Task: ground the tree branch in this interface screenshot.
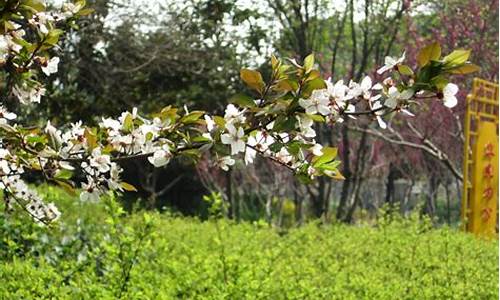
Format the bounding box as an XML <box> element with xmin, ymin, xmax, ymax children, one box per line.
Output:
<box><xmin>348</xmin><ymin>124</ymin><xmax>463</xmax><ymax>181</ymax></box>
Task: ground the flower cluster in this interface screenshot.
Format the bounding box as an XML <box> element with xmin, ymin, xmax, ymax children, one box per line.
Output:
<box><xmin>0</xmin><ymin>0</ymin><xmax>89</xmax><ymax>103</ymax></box>
<box><xmin>0</xmin><ymin>2</ymin><xmax>476</xmax><ymax>224</ymax></box>
<box><xmin>0</xmin><ymin>138</ymin><xmax>60</xmax><ymax>224</ymax></box>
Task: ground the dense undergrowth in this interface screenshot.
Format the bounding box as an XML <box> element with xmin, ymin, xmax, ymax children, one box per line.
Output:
<box><xmin>0</xmin><ymin>186</ymin><xmax>498</xmax><ymax>299</ymax></box>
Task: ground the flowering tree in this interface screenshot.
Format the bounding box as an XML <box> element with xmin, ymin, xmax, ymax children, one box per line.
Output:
<box><xmin>0</xmin><ymin>0</ymin><xmax>477</xmax><ymax>224</ymax></box>
<box><xmin>350</xmin><ymin>0</ymin><xmax>498</xmax><ymax>218</ymax></box>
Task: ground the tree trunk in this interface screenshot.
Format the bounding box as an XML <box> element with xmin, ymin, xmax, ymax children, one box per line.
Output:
<box><xmin>401</xmin><ymin>179</ymin><xmax>415</xmax><ymax>216</ymax></box>
<box><xmin>337</xmin><ymin>122</ymin><xmax>352</xmax><ymax>220</ymax></box>
<box><xmin>226</xmin><ymin>168</ymin><xmax>234</xmax><ymax>219</ymax></box>
<box><xmin>445</xmin><ymin>179</ymin><xmax>451</xmax><ymax>224</ymax></box>
<box><xmin>424</xmin><ymin>177</ymin><xmax>440</xmax><ymax>218</ymax></box>
<box><xmin>293</xmin><ymin>181</ymin><xmax>303</xmax><ymax>225</ymax></box>
<box><xmin>385</xmin><ymin>163</ymin><xmax>396</xmax><ymax>206</ymax></box>
<box><xmin>344</xmin><ymin>130</ymin><xmax>369</xmax><ymax>223</ymax></box>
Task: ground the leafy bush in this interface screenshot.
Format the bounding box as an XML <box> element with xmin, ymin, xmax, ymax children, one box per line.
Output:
<box><xmin>0</xmin><ymin>187</ymin><xmax>497</xmax><ymax>299</ymax></box>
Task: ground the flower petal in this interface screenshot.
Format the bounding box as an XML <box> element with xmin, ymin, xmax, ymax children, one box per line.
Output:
<box><xmin>444</xmin><ymin>95</ymin><xmax>458</xmax><ymax>108</ymax></box>
<box><xmin>444</xmin><ymin>83</ymin><xmax>458</xmax><ymax>97</ymax></box>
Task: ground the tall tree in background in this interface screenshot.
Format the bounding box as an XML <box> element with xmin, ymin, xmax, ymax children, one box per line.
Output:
<box><xmin>244</xmin><ymin>0</ymin><xmax>411</xmax><ymax>221</ymax></box>
<box><xmin>35</xmin><ymin>0</ymin><xmax>245</xmax><ymax>125</ymax></box>
<box><xmin>353</xmin><ymin>0</ymin><xmax>499</xmax><ymax>220</ymax></box>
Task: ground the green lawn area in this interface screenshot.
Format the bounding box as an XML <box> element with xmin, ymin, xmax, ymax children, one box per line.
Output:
<box><xmin>0</xmin><ymin>186</ymin><xmax>498</xmax><ymax>299</ymax></box>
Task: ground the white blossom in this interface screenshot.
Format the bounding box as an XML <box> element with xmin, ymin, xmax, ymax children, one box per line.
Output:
<box><xmin>299</xmin><ymin>90</ymin><xmax>330</xmax><ymax>115</ymax></box>
<box><xmin>224</xmin><ymin>104</ymin><xmax>246</xmax><ymax>124</ymax></box>
<box><xmin>276</xmin><ymin>147</ymin><xmax>293</xmax><ymax>164</ymax></box>
<box><xmin>107</xmin><ymin>163</ymin><xmax>123</xmax><ymax>190</ymax></box>
<box><xmin>442</xmin><ymin>83</ymin><xmax>459</xmax><ymax>108</ymax></box>
<box><xmin>29</xmin><ymin>12</ymin><xmax>55</xmax><ymax>34</ymax></box>
<box><xmin>327</xmin><ymin>79</ymin><xmax>350</xmax><ymax>105</ymax></box>
<box><xmin>62</xmin><ymin>2</ymin><xmax>83</xmax><ymax>18</ymax></box>
<box><xmin>101</xmin><ymin>118</ymin><xmax>122</xmax><ymax>131</ymax></box>
<box><xmin>221</xmin><ymin>123</ymin><xmax>245</xmax><ymax>155</ymax></box>
<box><xmin>245</xmin><ymin>131</ymin><xmax>273</xmax><ymax>164</ymax></box>
<box><xmin>13</xmin><ymin>85</ymin><xmax>45</xmax><ymax>103</ymax></box>
<box><xmin>372</xmin><ymin>101</ymin><xmax>387</xmax><ymax>129</ymax></box>
<box><xmin>89</xmin><ymin>148</ymin><xmax>112</xmax><ymax>173</ymax></box>
<box><xmin>385</xmin><ymin>87</ymin><xmax>414</xmax><ymax>109</ymax></box>
<box><xmin>0</xmin><ymin>36</ymin><xmax>9</xmax><ymax>59</ymax></box>
<box><xmin>44</xmin><ymin>202</ymin><xmax>61</xmax><ymax>221</ymax></box>
<box><xmin>41</xmin><ymin>56</ymin><xmax>59</xmax><ymax>76</ymax></box>
<box><xmin>80</xmin><ymin>181</ymin><xmax>100</xmax><ymax>202</ymax></box>
<box><xmin>26</xmin><ymin>200</ymin><xmax>45</xmax><ymax>220</ymax></box>
<box><xmin>0</xmin><ymin>106</ymin><xmax>16</xmax><ymax>124</ymax></box>
<box><xmin>217</xmin><ymin>156</ymin><xmax>235</xmax><ymax>171</ymax></box>
<box><xmin>377</xmin><ymin>52</ymin><xmax>406</xmax><ymax>74</ymax></box>
<box><xmin>204</xmin><ymin>115</ymin><xmax>216</xmax><ymax>131</ymax></box>
<box><xmin>310</xmin><ymin>143</ymin><xmax>323</xmax><ymax>156</ymax></box>
<box><xmin>348</xmin><ymin>76</ymin><xmax>382</xmax><ymax>100</ymax></box>
<box><xmin>244</xmin><ymin>147</ymin><xmax>257</xmax><ymax>165</ymax></box>
<box><xmin>297</xmin><ymin>115</ymin><xmax>316</xmax><ymax>138</ymax></box>
<box><xmin>147</xmin><ymin>145</ymin><xmax>172</xmax><ymax>167</ymax></box>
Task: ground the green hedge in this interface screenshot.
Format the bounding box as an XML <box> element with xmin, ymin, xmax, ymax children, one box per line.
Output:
<box><xmin>0</xmin><ymin>186</ymin><xmax>498</xmax><ymax>299</ymax></box>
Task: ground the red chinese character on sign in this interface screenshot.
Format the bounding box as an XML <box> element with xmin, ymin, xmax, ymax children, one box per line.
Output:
<box><xmin>483</xmin><ymin>187</ymin><xmax>494</xmax><ymax>200</ymax></box>
<box><xmin>484</xmin><ymin>163</ymin><xmax>494</xmax><ymax>179</ymax></box>
<box><xmin>482</xmin><ymin>207</ymin><xmax>492</xmax><ymax>222</ymax></box>
<box><xmin>484</xmin><ymin>142</ymin><xmax>495</xmax><ymax>159</ymax></box>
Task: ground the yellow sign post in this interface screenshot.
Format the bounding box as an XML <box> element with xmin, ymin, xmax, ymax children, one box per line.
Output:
<box><xmin>462</xmin><ymin>78</ymin><xmax>499</xmax><ymax>238</ymax></box>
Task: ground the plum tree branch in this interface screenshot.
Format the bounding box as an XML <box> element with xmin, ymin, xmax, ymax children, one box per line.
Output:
<box><xmin>348</xmin><ymin>124</ymin><xmax>463</xmax><ymax>181</ymax></box>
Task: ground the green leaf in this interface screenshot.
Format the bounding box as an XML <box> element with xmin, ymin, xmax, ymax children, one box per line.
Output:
<box><xmin>159</xmin><ymin>108</ymin><xmax>178</xmax><ymax>124</ymax></box>
<box><xmin>296</xmin><ymin>172</ymin><xmax>314</xmax><ymax>184</ymax></box>
<box><xmin>54</xmin><ymin>179</ymin><xmax>76</xmax><ymax>196</ymax></box>
<box><xmin>240</xmin><ymin>69</ymin><xmax>265</xmax><ymax>93</ymax></box>
<box><xmin>121</xmin><ymin>182</ymin><xmax>138</xmax><ymax>192</ymax></box>
<box><xmin>325</xmin><ymin>170</ymin><xmax>345</xmax><ymax>180</ymax></box>
<box><xmin>47</xmin><ymin>128</ymin><xmax>61</xmax><ymax>151</ymax></box>
<box><xmin>229</xmin><ymin>93</ymin><xmax>256</xmax><ymax>107</ymax></box>
<box><xmin>286</xmin><ymin>141</ymin><xmax>303</xmax><ymax>156</ymax></box>
<box><xmin>417</xmin><ymin>42</ymin><xmax>441</xmax><ymax>67</ymax></box>
<box><xmin>213</xmin><ymin>116</ymin><xmax>226</xmax><ymax>127</ymax></box>
<box><xmin>20</xmin><ymin>0</ymin><xmax>46</xmax><ymax>12</ymax></box>
<box><xmin>273</xmin><ymin>116</ymin><xmax>296</xmax><ymax>132</ymax></box>
<box><xmin>180</xmin><ymin>148</ymin><xmax>201</xmax><ymax>160</ymax></box>
<box><xmin>308</xmin><ymin>114</ymin><xmax>325</xmax><ymax>122</ymax></box>
<box><xmin>305</xmin><ymin>70</ymin><xmax>321</xmax><ymax>82</ymax></box>
<box><xmin>443</xmin><ymin>49</ymin><xmax>471</xmax><ymax>66</ymax></box>
<box><xmin>398</xmin><ymin>65</ymin><xmax>414</xmax><ymax>76</ymax></box>
<box><xmin>122</xmin><ymin>113</ymin><xmax>134</xmax><ymax>131</ymax></box>
<box><xmin>54</xmin><ymin>169</ymin><xmax>73</xmax><ymax>180</ymax></box>
<box><xmin>192</xmin><ymin>136</ymin><xmax>212</xmax><ymax>143</ymax></box>
<box><xmin>26</xmin><ymin>135</ymin><xmax>46</xmax><ymax>144</ymax></box>
<box><xmin>431</xmin><ymin>75</ymin><xmax>448</xmax><ymax>90</ymax></box>
<box><xmin>77</xmin><ymin>8</ymin><xmax>94</xmax><ymax>16</ymax></box>
<box><xmin>180</xmin><ymin>111</ymin><xmax>204</xmax><ymax>124</ymax></box>
<box><xmin>303</xmin><ymin>54</ymin><xmax>314</xmax><ymax>73</ymax></box>
<box><xmin>302</xmin><ymin>77</ymin><xmax>327</xmax><ymax>97</ymax></box>
<box><xmin>269</xmin><ymin>142</ymin><xmax>284</xmax><ymax>152</ymax></box>
<box><xmin>276</xmin><ymin>79</ymin><xmax>299</xmax><ymax>92</ymax></box>
<box><xmin>312</xmin><ymin>147</ymin><xmax>338</xmax><ymax>168</ymax></box>
<box><xmin>84</xmin><ymin>129</ymin><xmax>97</xmax><ymax>150</ymax></box>
<box><xmin>41</xmin><ymin>29</ymin><xmax>64</xmax><ymax>49</ymax></box>
<box><xmin>448</xmin><ymin>63</ymin><xmax>481</xmax><ymax>75</ymax></box>
<box><xmin>271</xmin><ymin>54</ymin><xmax>279</xmax><ymax>70</ymax></box>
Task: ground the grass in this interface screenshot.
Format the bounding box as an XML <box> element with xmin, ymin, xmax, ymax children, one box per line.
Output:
<box><xmin>0</xmin><ymin>185</ymin><xmax>497</xmax><ymax>299</ymax></box>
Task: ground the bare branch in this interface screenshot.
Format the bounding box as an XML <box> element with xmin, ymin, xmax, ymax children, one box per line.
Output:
<box><xmin>348</xmin><ymin>125</ymin><xmax>463</xmax><ymax>181</ymax></box>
